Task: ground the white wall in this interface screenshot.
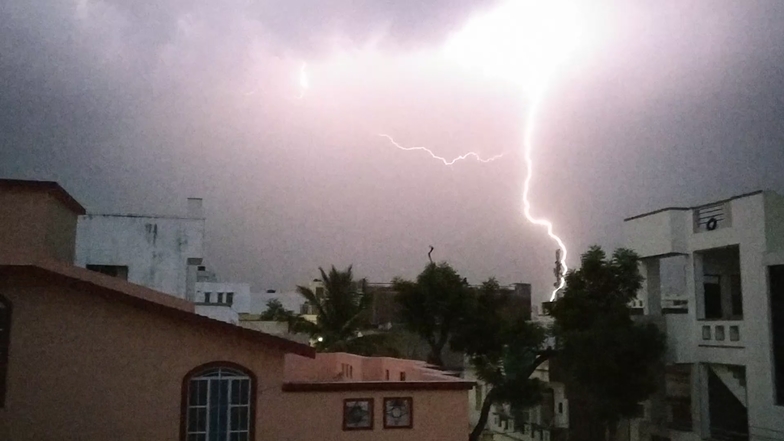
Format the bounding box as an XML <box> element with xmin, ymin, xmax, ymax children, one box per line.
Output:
<box><xmin>627</xmin><ymin>191</ymin><xmax>784</xmax><ymax>440</ymax></box>
<box><xmin>624</xmin><ymin>209</ymin><xmax>689</xmax><ymax>258</ymax></box>
<box><xmin>75</xmin><ymin>214</ymin><xmax>205</xmax><ymax>299</ymax></box>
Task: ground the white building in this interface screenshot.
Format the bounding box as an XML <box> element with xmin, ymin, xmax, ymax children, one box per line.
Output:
<box><xmin>624</xmin><ymin>190</ymin><xmax>784</xmax><ymax>441</ymax></box>
<box><xmin>74</xmin><ymin>198</ymin><xmax>205</xmax><ymax>300</ymax></box>
<box><xmin>193</xmin><ymin>281</ymin><xmax>251</xmax><ymax>325</ymax></box>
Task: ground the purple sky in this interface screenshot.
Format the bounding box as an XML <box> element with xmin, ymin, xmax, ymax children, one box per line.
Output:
<box><xmin>3</xmin><ymin>1</ymin><xmax>784</xmax><ymax>304</ymax></box>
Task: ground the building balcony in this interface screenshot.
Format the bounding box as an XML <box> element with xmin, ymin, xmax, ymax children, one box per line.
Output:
<box><xmin>624</xmin><ymin>209</ymin><xmax>689</xmax><ymax>258</ymax></box>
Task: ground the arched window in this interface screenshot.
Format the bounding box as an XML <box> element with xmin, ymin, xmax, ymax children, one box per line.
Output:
<box><xmin>0</xmin><ymin>295</ymin><xmax>10</xmax><ymax>408</ymax></box>
<box><xmin>181</xmin><ymin>362</ymin><xmax>255</xmax><ymax>441</ymax></box>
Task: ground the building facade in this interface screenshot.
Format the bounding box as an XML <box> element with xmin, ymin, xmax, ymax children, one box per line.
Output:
<box><xmin>0</xmin><ymin>179</ymin><xmax>474</xmax><ymax>441</ymax></box>
<box><xmin>74</xmin><ymin>198</ymin><xmax>206</xmax><ymax>300</ymax></box>
<box><xmin>194</xmin><ymin>281</ymin><xmax>251</xmax><ymax>325</ymax></box>
<box><xmin>624</xmin><ymin>190</ymin><xmax>784</xmax><ymax>441</ymax></box>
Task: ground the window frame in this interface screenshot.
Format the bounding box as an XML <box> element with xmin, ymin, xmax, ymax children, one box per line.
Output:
<box><xmin>383</xmin><ymin>397</ymin><xmax>413</xmax><ymax>429</ymax></box>
<box><xmin>343</xmin><ymin>398</ymin><xmax>374</xmax><ymax>431</ymax></box>
<box><xmin>179</xmin><ymin>361</ymin><xmax>257</xmax><ymax>441</ymax></box>
<box><xmin>0</xmin><ymin>295</ymin><xmax>11</xmax><ymax>408</ymax></box>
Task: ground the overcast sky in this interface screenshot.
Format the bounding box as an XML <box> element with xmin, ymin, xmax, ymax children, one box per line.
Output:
<box><xmin>2</xmin><ymin>1</ymin><xmax>784</xmax><ymax>303</ymax></box>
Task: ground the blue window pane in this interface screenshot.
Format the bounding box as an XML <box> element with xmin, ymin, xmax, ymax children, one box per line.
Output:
<box><xmin>190</xmin><ymin>380</ymin><xmax>208</xmax><ymax>406</ymax></box>
<box><xmin>231</xmin><ymin>379</ymin><xmax>250</xmax><ymax>405</ymax></box>
<box><xmin>188</xmin><ymin>407</ymin><xmax>204</xmax><ymax>432</ymax></box>
<box><xmin>240</xmin><ymin>380</ymin><xmax>249</xmax><ymax>404</ymax></box>
<box><xmin>230</xmin><ymin>407</ymin><xmax>249</xmax><ymax>431</ymax></box>
<box><xmin>231</xmin><ymin>380</ymin><xmax>240</xmax><ymax>405</ymax></box>
<box><xmin>208</xmin><ymin>380</ymin><xmax>221</xmax><ymax>441</ymax></box>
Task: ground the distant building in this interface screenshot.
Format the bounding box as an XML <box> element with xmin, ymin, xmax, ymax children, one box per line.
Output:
<box><xmin>74</xmin><ymin>197</ymin><xmax>206</xmax><ymax>300</ymax></box>
<box><xmin>464</xmin><ymin>285</ymin><xmax>559</xmax><ymax>441</ymax></box>
<box><xmin>0</xmin><ymin>179</ymin><xmax>474</xmax><ymax>441</ymax></box>
<box><xmin>193</xmin><ymin>281</ymin><xmax>250</xmax><ymax>325</ymax></box>
<box><xmin>623</xmin><ymin>190</ymin><xmax>784</xmax><ymax>441</ymax></box>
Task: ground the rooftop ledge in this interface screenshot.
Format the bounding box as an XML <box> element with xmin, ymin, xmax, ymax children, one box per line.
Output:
<box><xmin>282</xmin><ymin>380</ymin><xmax>475</xmax><ymax>392</ymax></box>
<box><xmin>623</xmin><ymin>190</ymin><xmax>763</xmax><ymax>222</ymax></box>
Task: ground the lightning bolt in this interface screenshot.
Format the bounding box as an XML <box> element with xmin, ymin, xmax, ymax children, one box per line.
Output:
<box><xmin>291</xmin><ymin>0</ymin><xmax>585</xmax><ymax>301</ymax></box>
<box><xmin>522</xmin><ymin>89</ymin><xmax>567</xmax><ymax>300</ymax></box>
<box><xmin>380</xmin><ymin>90</ymin><xmax>567</xmax><ymax>300</ymax></box>
<box><xmin>378</xmin><ymin>134</ymin><xmax>506</xmax><ymax>166</ymax></box>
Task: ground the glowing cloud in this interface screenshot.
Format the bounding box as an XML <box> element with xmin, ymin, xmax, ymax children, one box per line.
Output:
<box><xmin>298</xmin><ymin>62</ymin><xmax>309</xmax><ymax>99</ymax></box>
<box><xmin>295</xmin><ymin>0</ymin><xmax>592</xmax><ymax>300</ymax></box>
<box><xmin>442</xmin><ymin>0</ymin><xmax>589</xmax><ymax>299</ymax></box>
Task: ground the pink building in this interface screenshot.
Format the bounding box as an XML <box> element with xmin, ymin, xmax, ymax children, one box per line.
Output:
<box><xmin>0</xmin><ymin>179</ymin><xmax>472</xmax><ymax>441</ymax></box>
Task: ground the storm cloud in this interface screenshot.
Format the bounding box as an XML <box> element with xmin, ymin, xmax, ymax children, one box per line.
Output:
<box><xmin>2</xmin><ymin>0</ymin><xmax>784</xmax><ymax>303</ymax></box>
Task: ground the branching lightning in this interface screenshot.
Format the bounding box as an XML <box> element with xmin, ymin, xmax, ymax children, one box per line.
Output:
<box><xmin>522</xmin><ymin>90</ymin><xmax>567</xmax><ymax>299</ymax></box>
<box><xmin>290</xmin><ymin>0</ymin><xmax>591</xmax><ymax>300</ymax></box>
<box><xmin>436</xmin><ymin>0</ymin><xmax>582</xmax><ymax>300</ymax></box>
<box><xmin>378</xmin><ymin>134</ymin><xmax>505</xmax><ymax>166</ymax></box>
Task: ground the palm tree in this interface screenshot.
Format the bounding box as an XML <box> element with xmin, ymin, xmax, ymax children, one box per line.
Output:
<box><xmin>292</xmin><ymin>265</ymin><xmax>397</xmax><ymax>356</ymax></box>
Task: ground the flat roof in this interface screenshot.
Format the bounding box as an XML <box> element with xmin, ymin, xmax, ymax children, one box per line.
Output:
<box><xmin>0</xmin><ymin>179</ymin><xmax>86</xmax><ymax>215</ymax></box>
<box><xmin>623</xmin><ymin>190</ymin><xmax>764</xmax><ymax>222</ymax></box>
<box><xmin>80</xmin><ymin>213</ymin><xmax>205</xmax><ymax>221</ymax></box>
<box><xmin>282</xmin><ymin>380</ymin><xmax>475</xmax><ymax>392</ymax></box>
<box><xmin>0</xmin><ymin>259</ymin><xmax>315</xmax><ymax>358</ymax></box>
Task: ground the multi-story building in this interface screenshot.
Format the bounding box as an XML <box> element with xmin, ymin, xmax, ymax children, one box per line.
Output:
<box><xmin>624</xmin><ymin>190</ymin><xmax>784</xmax><ymax>441</ymax></box>
<box><xmin>74</xmin><ymin>198</ymin><xmax>206</xmax><ymax>300</ymax></box>
<box><xmin>74</xmin><ymin>196</ymin><xmax>267</xmax><ymax>326</ymax></box>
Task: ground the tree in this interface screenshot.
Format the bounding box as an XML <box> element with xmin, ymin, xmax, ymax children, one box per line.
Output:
<box><xmin>452</xmin><ymin>279</ymin><xmax>553</xmax><ymax>441</ymax></box>
<box><xmin>292</xmin><ymin>265</ymin><xmax>397</xmax><ymax>356</ymax></box>
<box><xmin>550</xmin><ymin>246</ymin><xmax>666</xmax><ymax>440</ymax></box>
<box><xmin>259</xmin><ymin>299</ymin><xmax>294</xmax><ymax>321</ymax></box>
<box><xmin>393</xmin><ymin>262</ymin><xmax>472</xmax><ymax>366</ymax></box>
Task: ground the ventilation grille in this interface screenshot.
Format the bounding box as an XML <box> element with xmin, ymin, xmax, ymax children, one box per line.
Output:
<box><xmin>694</xmin><ymin>203</ymin><xmax>729</xmax><ymax>231</ymax></box>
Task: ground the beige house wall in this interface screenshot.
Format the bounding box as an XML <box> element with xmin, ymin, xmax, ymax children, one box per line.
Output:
<box><xmin>285</xmin><ymin>353</ymin><xmax>429</xmax><ymax>383</ymax></box>
<box><xmin>0</xmin><ymin>275</ymin><xmax>291</xmax><ymax>441</ymax></box>
<box><xmin>281</xmin><ymin>389</ymin><xmax>469</xmax><ymax>441</ymax></box>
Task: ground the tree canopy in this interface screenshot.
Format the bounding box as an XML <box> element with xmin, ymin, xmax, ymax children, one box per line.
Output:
<box><xmin>393</xmin><ymin>262</ymin><xmax>472</xmax><ymax>366</ymax></box>
<box><xmin>550</xmin><ymin>246</ymin><xmax>666</xmax><ymax>440</ymax></box>
<box><xmin>259</xmin><ymin>298</ymin><xmax>294</xmax><ymax>321</ymax></box>
<box><xmin>452</xmin><ymin>279</ymin><xmax>552</xmax><ymax>441</ymax></box>
<box><xmin>292</xmin><ymin>265</ymin><xmax>397</xmax><ymax>356</ymax></box>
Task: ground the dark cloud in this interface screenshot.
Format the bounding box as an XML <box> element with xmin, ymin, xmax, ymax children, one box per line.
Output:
<box><xmin>2</xmin><ymin>1</ymin><xmax>784</xmax><ymax>303</ymax></box>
